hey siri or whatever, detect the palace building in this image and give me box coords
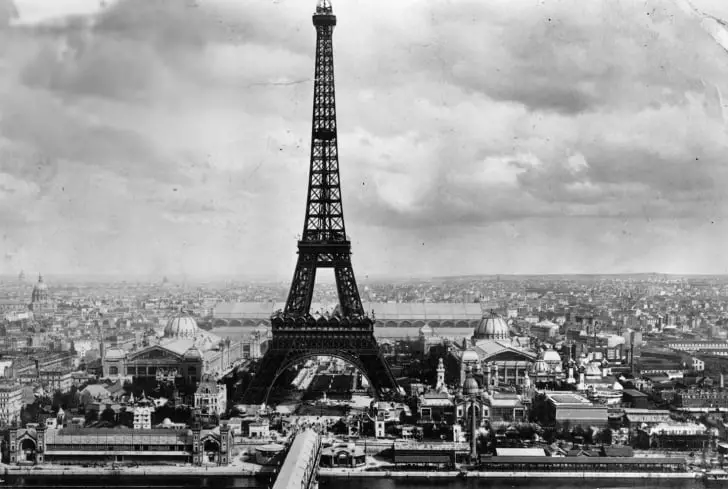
[102,312,243,384]
[9,421,233,466]
[449,311,537,387]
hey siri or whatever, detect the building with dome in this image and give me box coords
[530,347,564,386]
[449,311,537,387]
[101,311,244,385]
[28,274,55,317]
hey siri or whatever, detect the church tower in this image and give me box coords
[435,357,445,392]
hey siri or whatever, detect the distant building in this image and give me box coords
[28,274,56,317]
[675,389,728,410]
[194,375,227,416]
[39,368,74,393]
[212,301,485,329]
[0,382,24,424]
[530,320,559,341]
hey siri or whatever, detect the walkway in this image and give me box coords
[272,429,322,489]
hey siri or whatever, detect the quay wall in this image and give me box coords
[319,468,701,479]
[0,463,273,478]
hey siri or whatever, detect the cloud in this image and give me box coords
[0,0,727,277]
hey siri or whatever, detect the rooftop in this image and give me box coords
[547,393,592,405]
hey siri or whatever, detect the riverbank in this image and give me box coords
[320,468,702,479]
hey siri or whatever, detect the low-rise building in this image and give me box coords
[133,406,154,430]
[393,441,470,467]
[9,423,233,466]
[545,392,608,429]
[248,418,270,439]
[675,388,728,409]
[320,442,366,468]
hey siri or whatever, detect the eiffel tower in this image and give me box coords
[241,0,398,405]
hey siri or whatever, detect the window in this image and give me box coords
[109,366,119,375]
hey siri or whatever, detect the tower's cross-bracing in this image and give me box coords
[241,0,398,405]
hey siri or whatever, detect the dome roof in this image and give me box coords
[162,418,173,425]
[461,350,480,363]
[532,358,550,374]
[474,310,509,340]
[164,313,199,339]
[462,369,480,396]
[33,276,48,291]
[184,347,203,360]
[105,347,126,360]
[31,274,49,302]
[542,348,562,363]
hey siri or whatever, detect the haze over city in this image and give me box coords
[2,0,728,279]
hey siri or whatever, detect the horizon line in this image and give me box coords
[2,271,727,283]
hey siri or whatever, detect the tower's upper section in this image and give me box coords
[313,0,336,27]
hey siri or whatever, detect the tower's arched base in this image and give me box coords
[240,314,398,405]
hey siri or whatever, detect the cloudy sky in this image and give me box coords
[1,0,728,280]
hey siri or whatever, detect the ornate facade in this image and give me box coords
[194,374,227,416]
[450,311,537,387]
[9,422,233,466]
[102,312,243,384]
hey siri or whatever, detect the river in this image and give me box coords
[3,474,265,488]
[3,475,706,489]
[318,478,705,489]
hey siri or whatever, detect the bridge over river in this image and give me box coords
[272,429,322,489]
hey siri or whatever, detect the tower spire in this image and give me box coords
[316,0,333,12]
[283,0,364,318]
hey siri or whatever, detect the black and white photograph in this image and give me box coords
[1,0,728,487]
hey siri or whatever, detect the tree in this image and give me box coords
[542,427,557,444]
[596,427,613,445]
[100,407,116,425]
[173,405,192,424]
[20,402,41,427]
[85,409,98,424]
[557,420,572,440]
[118,409,134,428]
[529,394,555,426]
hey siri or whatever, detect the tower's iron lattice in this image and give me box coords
[241,0,398,405]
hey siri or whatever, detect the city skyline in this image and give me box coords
[2,0,728,279]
